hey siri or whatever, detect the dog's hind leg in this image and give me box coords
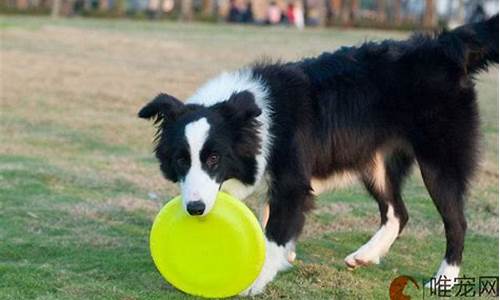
[345,150,413,268]
[418,159,470,289]
[410,86,478,289]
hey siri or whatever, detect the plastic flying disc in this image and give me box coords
[149,192,266,298]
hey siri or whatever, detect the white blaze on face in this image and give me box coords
[181,118,219,216]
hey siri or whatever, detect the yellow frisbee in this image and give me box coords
[150,192,266,298]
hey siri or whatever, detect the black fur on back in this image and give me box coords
[251,15,498,255]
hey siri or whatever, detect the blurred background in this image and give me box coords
[2,0,499,30]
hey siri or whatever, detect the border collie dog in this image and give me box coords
[139,16,498,295]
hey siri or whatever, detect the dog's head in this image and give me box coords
[139,91,262,216]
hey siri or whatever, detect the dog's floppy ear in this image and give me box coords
[213,90,262,121]
[213,90,262,158]
[138,93,185,122]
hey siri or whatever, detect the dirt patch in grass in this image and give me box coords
[295,261,363,290]
[260,261,372,299]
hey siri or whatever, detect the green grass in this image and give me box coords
[1,15,498,299]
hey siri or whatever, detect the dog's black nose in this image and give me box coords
[186,201,205,216]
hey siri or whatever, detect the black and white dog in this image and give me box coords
[139,16,498,295]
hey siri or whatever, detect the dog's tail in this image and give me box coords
[439,14,498,75]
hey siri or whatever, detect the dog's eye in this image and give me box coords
[206,153,219,168]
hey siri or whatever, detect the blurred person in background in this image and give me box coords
[286,3,295,25]
[73,0,85,14]
[242,1,254,23]
[228,0,243,22]
[305,0,321,26]
[267,1,282,24]
[146,0,173,18]
[286,1,304,29]
[293,0,304,29]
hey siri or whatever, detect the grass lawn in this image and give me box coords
[0,16,498,299]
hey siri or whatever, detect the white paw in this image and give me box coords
[344,206,400,269]
[240,272,275,296]
[344,247,381,269]
[240,239,292,296]
[425,260,460,290]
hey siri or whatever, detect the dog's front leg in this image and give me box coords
[241,166,314,296]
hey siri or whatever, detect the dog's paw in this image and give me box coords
[240,239,293,296]
[344,248,381,269]
[424,260,460,290]
[240,261,291,296]
[239,275,270,296]
[239,261,284,296]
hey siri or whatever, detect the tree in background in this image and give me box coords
[202,0,215,17]
[180,0,193,20]
[51,0,61,17]
[339,0,357,26]
[393,0,400,25]
[350,0,358,24]
[376,0,385,22]
[423,0,437,28]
